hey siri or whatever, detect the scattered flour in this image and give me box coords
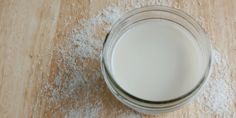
[69,5,123,59]
[65,101,103,118]
[44,1,236,117]
[116,111,142,118]
[196,49,236,116]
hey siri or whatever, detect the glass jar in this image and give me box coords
[101,6,212,114]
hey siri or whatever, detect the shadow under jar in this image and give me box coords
[101,6,212,114]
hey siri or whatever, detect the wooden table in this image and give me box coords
[0,0,236,117]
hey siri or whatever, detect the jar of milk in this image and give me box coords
[101,6,212,114]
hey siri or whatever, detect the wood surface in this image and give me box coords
[0,0,236,118]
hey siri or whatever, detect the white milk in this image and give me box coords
[111,19,203,101]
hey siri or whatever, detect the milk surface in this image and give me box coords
[111,19,203,101]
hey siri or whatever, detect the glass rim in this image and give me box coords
[101,6,212,107]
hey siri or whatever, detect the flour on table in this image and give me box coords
[43,1,236,117]
[65,101,103,118]
[195,49,236,116]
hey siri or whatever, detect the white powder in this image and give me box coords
[116,111,142,118]
[43,1,236,117]
[65,101,103,118]
[69,5,123,59]
[196,49,236,116]
[43,5,126,118]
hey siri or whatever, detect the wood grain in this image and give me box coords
[0,0,60,117]
[0,0,236,118]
